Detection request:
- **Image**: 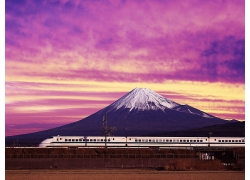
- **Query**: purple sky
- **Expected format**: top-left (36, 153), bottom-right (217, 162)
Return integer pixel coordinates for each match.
top-left (5, 0), bottom-right (245, 136)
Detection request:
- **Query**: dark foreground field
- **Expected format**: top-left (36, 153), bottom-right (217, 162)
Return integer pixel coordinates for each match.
top-left (5, 169), bottom-right (245, 180)
top-left (5, 147), bottom-right (245, 170)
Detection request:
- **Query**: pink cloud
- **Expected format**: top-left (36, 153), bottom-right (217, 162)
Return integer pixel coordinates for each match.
top-left (6, 0), bottom-right (245, 83)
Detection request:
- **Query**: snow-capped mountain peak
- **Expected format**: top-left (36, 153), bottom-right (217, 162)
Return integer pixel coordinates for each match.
top-left (109, 88), bottom-right (180, 111)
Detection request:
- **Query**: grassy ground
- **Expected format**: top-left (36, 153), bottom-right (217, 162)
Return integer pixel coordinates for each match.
top-left (5, 169), bottom-right (245, 180)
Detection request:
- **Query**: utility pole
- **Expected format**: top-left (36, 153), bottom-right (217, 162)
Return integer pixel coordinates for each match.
top-left (208, 132), bottom-right (212, 147)
top-left (103, 112), bottom-right (107, 149)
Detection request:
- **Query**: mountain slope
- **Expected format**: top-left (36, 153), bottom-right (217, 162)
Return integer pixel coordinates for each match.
top-left (172, 104), bottom-right (215, 118)
top-left (5, 88), bottom-right (237, 146)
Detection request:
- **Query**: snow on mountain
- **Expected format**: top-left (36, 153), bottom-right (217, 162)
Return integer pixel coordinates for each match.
top-left (106, 88), bottom-right (215, 119)
top-left (109, 88), bottom-right (180, 111)
top-left (172, 104), bottom-right (215, 118)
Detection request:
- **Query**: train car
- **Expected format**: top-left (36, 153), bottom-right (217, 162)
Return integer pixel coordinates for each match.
top-left (208, 137), bottom-right (245, 147)
top-left (39, 135), bottom-right (245, 148)
top-left (126, 137), bottom-right (208, 147)
top-left (39, 135), bottom-right (127, 148)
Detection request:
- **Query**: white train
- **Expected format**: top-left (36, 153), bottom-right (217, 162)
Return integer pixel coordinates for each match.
top-left (39, 135), bottom-right (245, 148)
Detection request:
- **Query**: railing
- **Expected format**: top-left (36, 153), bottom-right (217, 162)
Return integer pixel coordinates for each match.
top-left (5, 153), bottom-right (199, 159)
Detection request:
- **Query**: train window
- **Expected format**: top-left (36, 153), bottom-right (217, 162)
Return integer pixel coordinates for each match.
top-left (101, 139), bottom-right (103, 142)
top-left (139, 139), bottom-right (141, 142)
top-left (90, 139), bottom-right (92, 142)
top-left (229, 140), bottom-right (231, 142)
top-left (239, 140), bottom-right (241, 142)
top-left (69, 139), bottom-right (71, 142)
top-left (200, 140), bottom-right (203, 142)
top-left (60, 138), bottom-right (62, 140)
top-left (214, 139), bottom-right (216, 141)
top-left (72, 139), bottom-right (75, 141)
top-left (65, 139), bottom-right (68, 142)
top-left (225, 140), bottom-right (228, 142)
top-left (149, 139), bottom-right (151, 142)
top-left (170, 140), bottom-right (172, 142)
top-left (206, 139), bottom-right (207, 141)
top-left (190, 140), bottom-right (192, 142)
top-left (156, 139), bottom-right (158, 142)
top-left (142, 139), bottom-right (145, 142)
top-left (135, 139), bottom-right (137, 142)
top-left (113, 138), bottom-right (115, 140)
top-left (108, 139), bottom-right (110, 142)
top-left (232, 140), bottom-right (234, 142)
top-left (76, 139), bottom-right (78, 142)
top-left (86, 139), bottom-right (89, 141)
top-left (79, 139), bottom-right (82, 142)
top-left (187, 140), bottom-right (189, 142)
top-left (183, 140), bottom-right (186, 142)
top-left (94, 139), bottom-right (96, 142)
top-left (235, 140), bottom-right (238, 142)
top-left (222, 140), bottom-right (224, 142)
top-left (159, 139), bottom-right (162, 142)
top-left (242, 140), bottom-right (244, 142)
top-left (219, 140), bottom-right (221, 142)
top-left (129, 138), bottom-right (131, 140)
top-left (180, 140), bottom-right (182, 142)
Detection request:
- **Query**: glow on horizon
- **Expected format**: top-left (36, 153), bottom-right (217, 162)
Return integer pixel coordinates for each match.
top-left (5, 0), bottom-right (245, 136)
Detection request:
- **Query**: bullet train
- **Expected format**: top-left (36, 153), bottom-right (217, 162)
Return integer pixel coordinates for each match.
top-left (39, 135), bottom-right (245, 148)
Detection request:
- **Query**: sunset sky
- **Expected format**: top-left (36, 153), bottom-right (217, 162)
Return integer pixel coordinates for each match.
top-left (5, 0), bottom-right (245, 136)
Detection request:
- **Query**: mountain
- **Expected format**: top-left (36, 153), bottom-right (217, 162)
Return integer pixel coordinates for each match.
top-left (5, 88), bottom-right (238, 146)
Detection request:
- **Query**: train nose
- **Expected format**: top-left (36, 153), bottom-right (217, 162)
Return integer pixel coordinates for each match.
top-left (39, 142), bottom-right (47, 148)
top-left (39, 139), bottom-right (52, 147)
